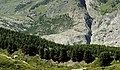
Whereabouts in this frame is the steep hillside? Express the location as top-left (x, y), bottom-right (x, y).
top-left (0, 27), bottom-right (120, 70)
top-left (0, 0), bottom-right (120, 46)
top-left (0, 0), bottom-right (90, 45)
top-left (86, 0), bottom-right (120, 46)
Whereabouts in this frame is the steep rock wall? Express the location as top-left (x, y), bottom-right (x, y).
top-left (42, 0), bottom-right (94, 45)
top-left (86, 0), bottom-right (120, 46)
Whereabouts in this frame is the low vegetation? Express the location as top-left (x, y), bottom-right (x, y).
top-left (26, 14), bottom-right (74, 35)
top-left (97, 0), bottom-right (120, 15)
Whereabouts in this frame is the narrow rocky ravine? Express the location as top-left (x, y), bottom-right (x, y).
top-left (80, 0), bottom-right (93, 44)
top-left (84, 12), bottom-right (93, 44)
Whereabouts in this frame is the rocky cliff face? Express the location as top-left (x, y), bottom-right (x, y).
top-left (42, 0), bottom-right (92, 45)
top-left (43, 0), bottom-right (120, 46)
top-left (86, 0), bottom-right (120, 46)
top-left (0, 0), bottom-right (120, 46)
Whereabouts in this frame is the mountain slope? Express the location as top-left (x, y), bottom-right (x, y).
top-left (0, 0), bottom-right (120, 46)
top-left (0, 0), bottom-right (90, 45)
top-left (86, 0), bottom-right (120, 46)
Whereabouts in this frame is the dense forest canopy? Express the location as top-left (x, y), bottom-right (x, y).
top-left (0, 27), bottom-right (120, 66)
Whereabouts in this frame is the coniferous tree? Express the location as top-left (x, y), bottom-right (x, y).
top-left (52, 49), bottom-right (60, 62)
top-left (50, 48), bottom-right (55, 59)
top-left (29, 46), bottom-right (38, 56)
top-left (7, 44), bottom-right (17, 54)
top-left (39, 47), bottom-right (44, 59)
top-left (76, 49), bottom-right (84, 62)
top-left (114, 50), bottom-right (120, 61)
top-left (99, 52), bottom-right (113, 66)
top-left (59, 48), bottom-right (69, 62)
top-left (83, 50), bottom-right (95, 63)
top-left (71, 49), bottom-right (77, 62)
top-left (44, 48), bottom-right (50, 60)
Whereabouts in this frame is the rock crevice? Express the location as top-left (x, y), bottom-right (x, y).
top-left (84, 12), bottom-right (93, 44)
top-left (83, 0), bottom-right (93, 44)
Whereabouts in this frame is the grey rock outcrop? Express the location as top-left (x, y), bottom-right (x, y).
top-left (91, 11), bottom-right (120, 47)
top-left (42, 10), bottom-right (89, 45)
top-left (42, 0), bottom-right (93, 45)
top-left (86, 0), bottom-right (120, 46)
top-left (43, 0), bottom-right (120, 46)
top-left (42, 29), bottom-right (87, 45)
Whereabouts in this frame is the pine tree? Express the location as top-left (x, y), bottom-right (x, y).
top-left (83, 50), bottom-right (95, 63)
top-left (99, 52), bottom-right (113, 66)
top-left (50, 48), bottom-right (55, 59)
top-left (76, 49), bottom-right (84, 62)
top-left (39, 47), bottom-right (44, 59)
top-left (44, 48), bottom-right (50, 60)
top-left (52, 49), bottom-right (60, 62)
top-left (71, 49), bottom-right (77, 62)
top-left (59, 48), bottom-right (69, 62)
top-left (114, 50), bottom-right (120, 61)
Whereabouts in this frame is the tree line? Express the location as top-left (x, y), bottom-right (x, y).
top-left (0, 27), bottom-right (120, 66)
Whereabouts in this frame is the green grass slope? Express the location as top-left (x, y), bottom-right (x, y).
top-left (96, 0), bottom-right (120, 15)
